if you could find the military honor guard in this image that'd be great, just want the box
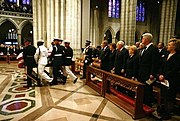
[81,40,93,79]
[23,38,37,87]
[49,37,66,85]
[62,40,78,84]
[34,39,53,84]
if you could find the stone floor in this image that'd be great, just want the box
[0,62,179,121]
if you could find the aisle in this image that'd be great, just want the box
[0,63,177,121]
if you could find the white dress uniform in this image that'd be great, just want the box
[34,41,53,83]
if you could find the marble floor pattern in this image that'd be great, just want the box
[0,63,179,121]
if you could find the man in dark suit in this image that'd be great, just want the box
[99,40,110,71]
[50,37,66,85]
[113,40,129,93]
[23,38,37,87]
[109,43,117,71]
[138,33,160,107]
[157,42,167,68]
[80,40,92,79]
[114,40,129,76]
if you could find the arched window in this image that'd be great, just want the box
[7,28,17,40]
[22,0,30,5]
[136,1,145,22]
[108,0,120,18]
[9,0,17,3]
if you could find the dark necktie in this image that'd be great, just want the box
[141,46,146,56]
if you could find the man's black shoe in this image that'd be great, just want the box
[63,76,67,82]
[160,114,172,120]
[80,77,86,79]
[37,84,42,87]
[49,82,57,86]
[23,85,32,88]
[73,78,78,84]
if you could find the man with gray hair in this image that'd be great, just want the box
[113,40,129,76]
[99,40,110,71]
[138,33,160,107]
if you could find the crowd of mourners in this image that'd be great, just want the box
[0,2,32,13]
[0,43,23,55]
[81,33,180,120]
[2,33,179,120]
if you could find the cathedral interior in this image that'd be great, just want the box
[0,0,180,121]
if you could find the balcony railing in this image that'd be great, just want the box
[0,10,32,19]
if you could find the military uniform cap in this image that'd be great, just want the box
[86,40,91,44]
[37,39,44,43]
[53,37,63,42]
[64,40,70,44]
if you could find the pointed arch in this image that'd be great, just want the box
[19,20,33,33]
[103,26,115,37]
[0,18,18,29]
[115,30,120,42]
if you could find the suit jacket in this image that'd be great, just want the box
[138,44,160,83]
[160,52,180,90]
[158,48,167,70]
[114,47,129,75]
[64,46,73,66]
[100,46,111,71]
[109,49,117,71]
[3,47,8,55]
[126,54,139,79]
[9,48,14,55]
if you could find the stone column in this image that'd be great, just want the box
[76,0,82,54]
[50,0,55,40]
[46,0,51,47]
[90,8,93,45]
[17,0,19,6]
[81,0,90,47]
[33,0,81,52]
[32,0,38,46]
[60,0,65,39]
[112,36,116,43]
[37,0,42,41]
[17,33,21,45]
[65,0,81,55]
[42,0,47,46]
[159,0,178,44]
[55,0,60,37]
[120,0,137,45]
[90,8,99,47]
[94,9,100,46]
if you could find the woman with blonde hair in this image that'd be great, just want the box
[125,45,139,80]
[158,39,180,119]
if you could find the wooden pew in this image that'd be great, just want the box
[74,57,101,74]
[0,55,8,63]
[9,55,18,63]
[0,55,18,63]
[92,58,101,68]
[86,66,154,119]
[74,57,84,74]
